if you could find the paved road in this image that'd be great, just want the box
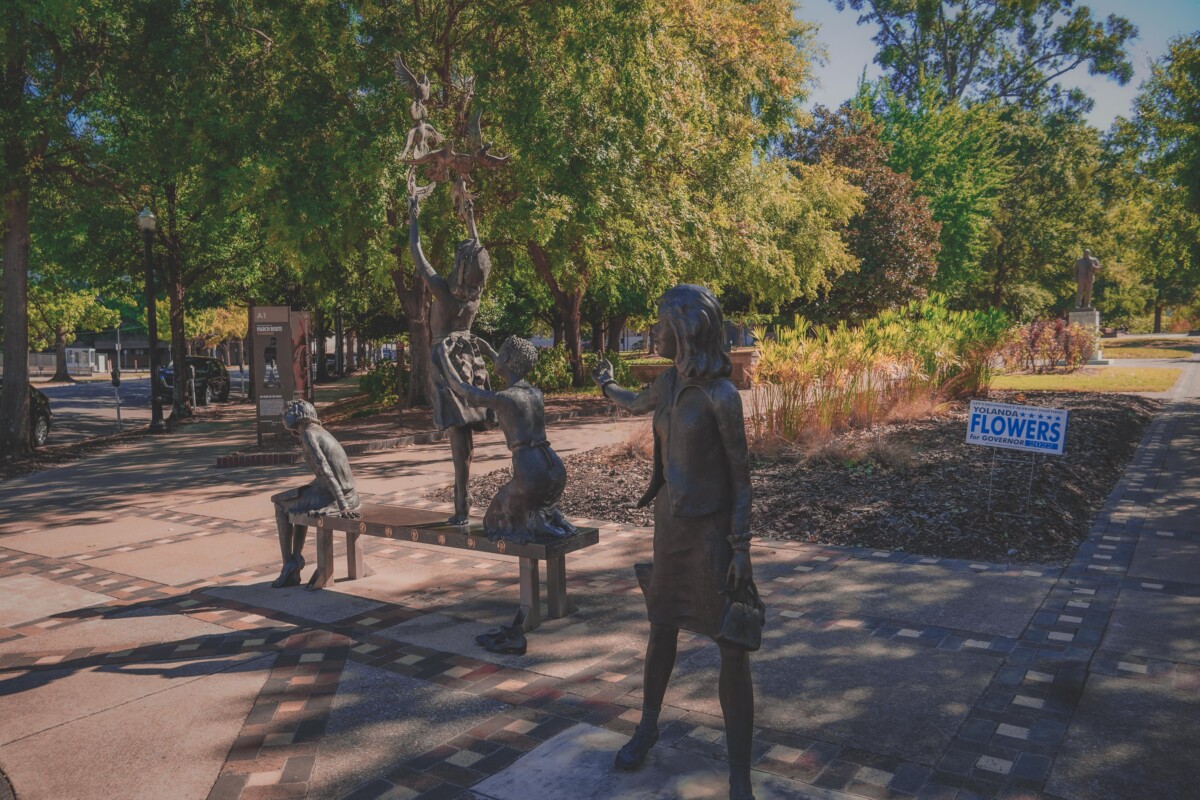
[31,370,287,446]
[36,377,152,444]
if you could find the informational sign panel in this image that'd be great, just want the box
[250,306,310,442]
[289,310,314,404]
[966,401,1068,456]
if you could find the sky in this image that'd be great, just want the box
[798,0,1200,130]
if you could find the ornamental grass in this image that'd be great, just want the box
[748,295,1010,446]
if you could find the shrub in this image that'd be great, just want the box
[359,359,407,405]
[1001,320,1098,373]
[748,295,1010,445]
[527,344,573,392]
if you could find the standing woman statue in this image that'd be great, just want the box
[592,284,757,800]
[410,194,497,525]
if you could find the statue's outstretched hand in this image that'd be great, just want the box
[338,506,363,519]
[592,358,614,388]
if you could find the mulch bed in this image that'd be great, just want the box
[426,391,1157,564]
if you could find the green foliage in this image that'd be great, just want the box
[27,285,121,351]
[1097,34,1200,330]
[978,108,1107,316]
[858,79,1011,301]
[359,359,407,406]
[526,345,574,394]
[749,295,1010,442]
[835,0,1137,112]
[786,106,942,324]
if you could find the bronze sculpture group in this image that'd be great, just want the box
[264,57,761,800]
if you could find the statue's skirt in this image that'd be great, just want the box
[645,483,732,639]
[429,333,497,431]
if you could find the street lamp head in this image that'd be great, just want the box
[137,206,157,232]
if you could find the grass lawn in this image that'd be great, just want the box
[1103,338,1199,359]
[991,366,1181,393]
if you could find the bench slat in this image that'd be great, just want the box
[288,502,599,559]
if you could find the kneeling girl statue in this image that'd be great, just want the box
[440,335,575,544]
[593,284,758,800]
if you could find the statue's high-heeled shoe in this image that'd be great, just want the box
[614,724,659,771]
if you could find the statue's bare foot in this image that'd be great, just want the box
[447,513,470,526]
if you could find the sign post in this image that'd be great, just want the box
[966,401,1069,519]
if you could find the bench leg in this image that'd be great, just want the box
[519,557,541,632]
[305,528,335,591]
[546,554,575,619]
[346,531,374,580]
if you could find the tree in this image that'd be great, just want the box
[1099,35,1200,331]
[833,0,1137,112]
[490,0,859,383]
[786,105,941,324]
[1132,34,1200,216]
[859,79,1011,302]
[89,0,276,425]
[1,2,123,456]
[975,108,1107,318]
[28,285,120,381]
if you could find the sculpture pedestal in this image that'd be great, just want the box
[1068,309,1109,365]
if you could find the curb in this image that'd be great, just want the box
[214,404,623,468]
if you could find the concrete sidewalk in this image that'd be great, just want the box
[0,367,1198,800]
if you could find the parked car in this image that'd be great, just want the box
[157,356,231,405]
[0,379,52,447]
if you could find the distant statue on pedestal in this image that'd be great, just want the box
[1074,249,1102,310]
[270,400,362,588]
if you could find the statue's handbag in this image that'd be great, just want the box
[716,581,766,652]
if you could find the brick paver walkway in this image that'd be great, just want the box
[1,367,1198,799]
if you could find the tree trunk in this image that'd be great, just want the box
[552,312,564,347]
[1154,304,1164,334]
[564,290,585,385]
[606,314,626,353]
[1,185,31,456]
[387,205,432,409]
[334,308,344,375]
[51,327,73,382]
[345,329,357,372]
[526,241,588,386]
[590,318,603,354]
[314,310,330,382]
[164,184,191,423]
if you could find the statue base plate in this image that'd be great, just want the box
[1068,309,1108,364]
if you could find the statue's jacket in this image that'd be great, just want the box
[635,367,752,540]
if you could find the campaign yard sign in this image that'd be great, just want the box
[966,401,1068,456]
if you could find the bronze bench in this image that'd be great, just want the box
[289,503,599,631]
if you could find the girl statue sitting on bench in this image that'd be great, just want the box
[271,399,362,588]
[438,336,576,544]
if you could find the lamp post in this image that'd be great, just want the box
[139,207,165,433]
